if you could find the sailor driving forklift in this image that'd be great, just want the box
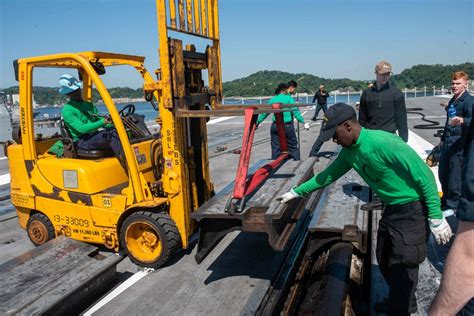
[48,74,126,169]
[279,103,453,315]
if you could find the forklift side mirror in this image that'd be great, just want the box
[91,61,106,75]
[13,60,19,81]
[79,61,106,80]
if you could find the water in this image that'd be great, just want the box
[2,90,445,122]
[0,92,447,143]
[33,102,159,121]
[30,97,332,122]
[222,95,362,106]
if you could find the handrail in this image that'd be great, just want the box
[176,103,314,118]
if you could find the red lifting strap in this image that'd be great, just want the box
[229,104,289,212]
[232,107,258,199]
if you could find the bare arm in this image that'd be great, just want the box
[429,221,474,315]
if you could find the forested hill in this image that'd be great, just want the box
[393,63,473,89]
[222,70,365,97]
[0,86,143,106]
[1,62,472,104]
[223,62,473,97]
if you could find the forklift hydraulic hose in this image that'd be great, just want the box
[406,107,442,130]
[150,138,163,180]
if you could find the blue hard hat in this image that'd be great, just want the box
[59,74,83,95]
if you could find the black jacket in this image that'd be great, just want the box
[359,82,408,142]
[312,90,330,105]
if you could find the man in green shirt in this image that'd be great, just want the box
[256,83,309,160]
[279,103,452,315]
[49,74,125,169]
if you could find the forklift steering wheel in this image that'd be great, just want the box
[119,104,136,117]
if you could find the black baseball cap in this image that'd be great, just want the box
[318,103,356,142]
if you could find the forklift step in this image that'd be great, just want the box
[192,157,323,263]
[0,236,123,315]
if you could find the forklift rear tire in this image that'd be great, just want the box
[27,213,55,246]
[120,211,181,269]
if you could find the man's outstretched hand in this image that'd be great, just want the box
[276,188,301,203]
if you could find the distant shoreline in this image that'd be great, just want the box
[95,98,146,105]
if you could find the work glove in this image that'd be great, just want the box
[277,188,301,203]
[429,217,453,245]
[304,122,310,131]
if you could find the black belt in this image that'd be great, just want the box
[384,200,423,213]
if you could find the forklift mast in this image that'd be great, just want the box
[154,0,222,248]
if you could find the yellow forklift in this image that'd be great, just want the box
[7,0,311,268]
[8,50,208,268]
[7,0,223,268]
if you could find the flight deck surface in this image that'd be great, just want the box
[1,97,464,315]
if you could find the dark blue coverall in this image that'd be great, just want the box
[439,91,473,210]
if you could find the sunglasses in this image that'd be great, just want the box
[377,72,393,76]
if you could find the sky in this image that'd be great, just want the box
[0,0,473,89]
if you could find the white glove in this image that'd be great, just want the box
[429,217,453,245]
[304,122,310,131]
[277,188,301,203]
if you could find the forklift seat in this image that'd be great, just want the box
[60,119,114,159]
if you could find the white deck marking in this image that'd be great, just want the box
[407,130,442,192]
[0,157,7,160]
[0,173,10,186]
[83,268,153,316]
[207,116,236,125]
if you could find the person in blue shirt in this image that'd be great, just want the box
[438,71,473,213]
[430,100,474,315]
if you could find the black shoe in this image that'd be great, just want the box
[311,117,317,121]
[374,298,418,314]
[361,198,383,211]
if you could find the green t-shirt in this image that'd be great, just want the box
[257,93,305,125]
[62,100,105,141]
[48,100,105,157]
[294,128,442,219]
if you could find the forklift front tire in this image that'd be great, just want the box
[120,211,180,269]
[27,213,55,246]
